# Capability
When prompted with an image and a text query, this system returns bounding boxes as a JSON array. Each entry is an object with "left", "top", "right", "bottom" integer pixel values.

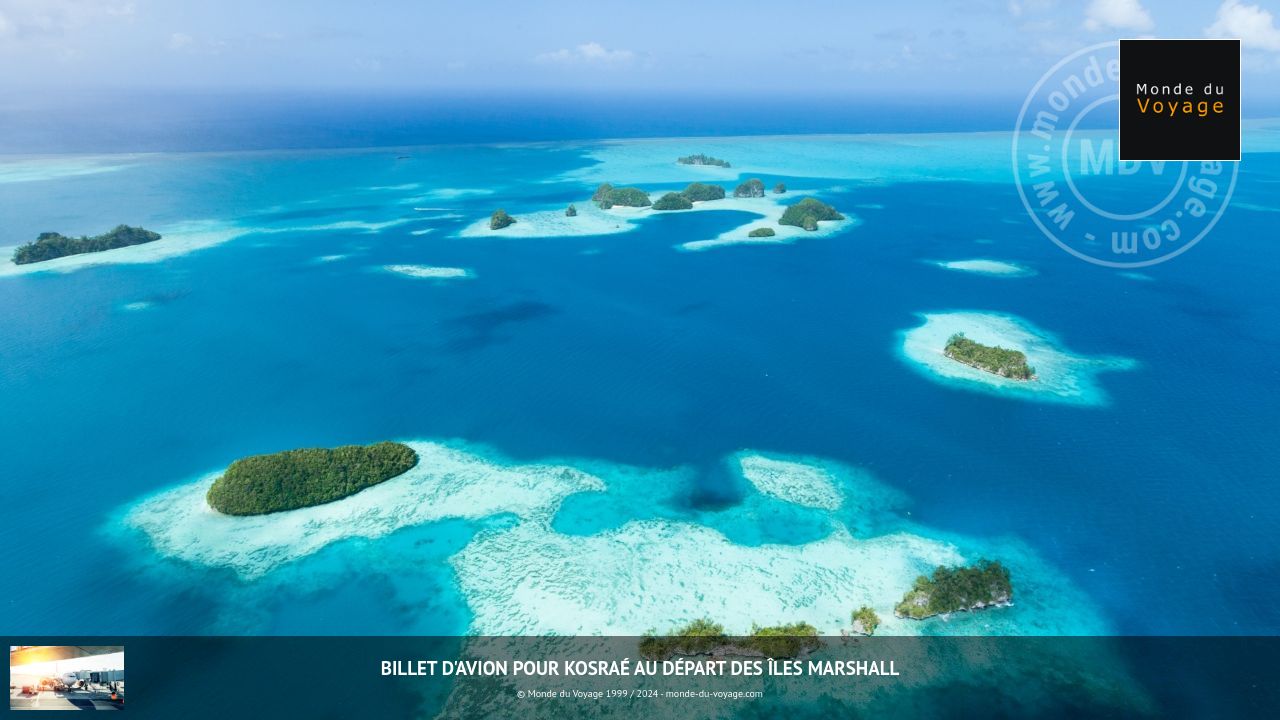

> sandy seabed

[{"left": 122, "top": 440, "right": 1109, "bottom": 637}]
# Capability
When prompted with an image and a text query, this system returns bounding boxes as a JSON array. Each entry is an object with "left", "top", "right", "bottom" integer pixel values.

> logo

[
  {"left": 1013, "top": 41, "right": 1238, "bottom": 268},
  {"left": 1119, "top": 39, "right": 1240, "bottom": 161}
]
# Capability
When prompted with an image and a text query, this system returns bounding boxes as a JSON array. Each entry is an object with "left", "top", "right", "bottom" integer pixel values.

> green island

[
  {"left": 565, "top": 204, "right": 577, "bottom": 217},
  {"left": 778, "top": 197, "right": 844, "bottom": 231},
  {"left": 944, "top": 333, "right": 1035, "bottom": 380},
  {"left": 895, "top": 560, "right": 1013, "bottom": 620},
  {"left": 13, "top": 225, "right": 161, "bottom": 265},
  {"left": 851, "top": 606, "right": 880, "bottom": 636},
  {"left": 773, "top": 182, "right": 787, "bottom": 194},
  {"left": 680, "top": 182, "right": 725, "bottom": 202},
  {"left": 591, "top": 182, "right": 724, "bottom": 212},
  {"left": 748, "top": 227, "right": 776, "bottom": 238},
  {"left": 206, "top": 441, "right": 419, "bottom": 516},
  {"left": 592, "top": 183, "right": 652, "bottom": 209},
  {"left": 489, "top": 209, "right": 515, "bottom": 230},
  {"left": 640, "top": 619, "right": 820, "bottom": 660},
  {"left": 677, "top": 153, "right": 731, "bottom": 168},
  {"left": 733, "top": 178, "right": 766, "bottom": 198},
  {"left": 652, "top": 192, "right": 694, "bottom": 211}
]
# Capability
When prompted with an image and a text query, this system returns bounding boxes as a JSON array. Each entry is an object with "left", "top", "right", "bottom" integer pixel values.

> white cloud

[
  {"left": 535, "top": 41, "right": 634, "bottom": 65},
  {"left": 1206, "top": 0, "right": 1280, "bottom": 51},
  {"left": 1083, "top": 0, "right": 1154, "bottom": 31},
  {"left": 1009, "top": 0, "right": 1057, "bottom": 18},
  {"left": 0, "top": 0, "right": 136, "bottom": 37},
  {"left": 164, "top": 30, "right": 226, "bottom": 55}
]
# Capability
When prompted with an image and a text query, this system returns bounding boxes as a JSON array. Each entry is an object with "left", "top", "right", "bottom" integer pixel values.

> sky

[
  {"left": 10, "top": 651, "right": 124, "bottom": 679},
  {"left": 1, "top": 0, "right": 1279, "bottom": 96},
  {"left": 2, "top": 1, "right": 1280, "bottom": 151}
]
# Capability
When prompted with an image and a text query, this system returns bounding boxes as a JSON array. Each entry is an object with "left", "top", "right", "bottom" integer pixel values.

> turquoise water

[{"left": 1, "top": 133, "right": 1278, "bottom": 637}]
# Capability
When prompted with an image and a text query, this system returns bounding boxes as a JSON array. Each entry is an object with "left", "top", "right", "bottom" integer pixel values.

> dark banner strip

[{"left": 7, "top": 637, "right": 1279, "bottom": 718}]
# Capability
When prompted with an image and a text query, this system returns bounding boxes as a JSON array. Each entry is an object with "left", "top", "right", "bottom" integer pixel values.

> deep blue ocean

[{"left": 1, "top": 104, "right": 1278, "bottom": 640}]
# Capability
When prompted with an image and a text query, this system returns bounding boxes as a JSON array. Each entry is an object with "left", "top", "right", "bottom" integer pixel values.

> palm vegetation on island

[
  {"left": 680, "top": 182, "right": 725, "bottom": 202},
  {"left": 677, "top": 153, "right": 731, "bottom": 168},
  {"left": 733, "top": 178, "right": 766, "bottom": 198},
  {"left": 895, "top": 560, "right": 1013, "bottom": 620},
  {"left": 640, "top": 619, "right": 820, "bottom": 660},
  {"left": 944, "top": 333, "right": 1035, "bottom": 380},
  {"left": 592, "top": 183, "right": 651, "bottom": 209},
  {"left": 778, "top": 197, "right": 844, "bottom": 231},
  {"left": 206, "top": 441, "right": 419, "bottom": 516},
  {"left": 851, "top": 606, "right": 880, "bottom": 635},
  {"left": 652, "top": 192, "right": 694, "bottom": 211},
  {"left": 489, "top": 209, "right": 515, "bottom": 230},
  {"left": 13, "top": 225, "right": 161, "bottom": 265}
]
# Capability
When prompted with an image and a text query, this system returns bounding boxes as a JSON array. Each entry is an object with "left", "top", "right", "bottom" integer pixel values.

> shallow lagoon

[{"left": 125, "top": 439, "right": 1111, "bottom": 637}]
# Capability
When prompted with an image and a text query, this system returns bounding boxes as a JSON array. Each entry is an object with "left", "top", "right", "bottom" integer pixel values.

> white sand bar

[
  {"left": 933, "top": 259, "right": 1034, "bottom": 277},
  {"left": 383, "top": 264, "right": 473, "bottom": 279},
  {"left": 899, "top": 311, "right": 1136, "bottom": 406}
]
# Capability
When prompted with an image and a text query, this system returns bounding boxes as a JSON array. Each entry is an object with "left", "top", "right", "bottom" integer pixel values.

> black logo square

[{"left": 1120, "top": 39, "right": 1240, "bottom": 161}]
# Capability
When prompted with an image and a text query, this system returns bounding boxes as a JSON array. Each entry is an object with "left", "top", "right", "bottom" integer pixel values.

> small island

[
  {"left": 895, "top": 560, "right": 1013, "bottom": 620},
  {"left": 773, "top": 182, "right": 787, "bottom": 194},
  {"left": 733, "top": 178, "right": 766, "bottom": 198},
  {"left": 748, "top": 227, "right": 776, "bottom": 238},
  {"left": 640, "top": 619, "right": 820, "bottom": 660},
  {"left": 13, "top": 225, "right": 161, "bottom": 265},
  {"left": 592, "top": 183, "right": 652, "bottom": 209},
  {"left": 778, "top": 197, "right": 844, "bottom": 231},
  {"left": 565, "top": 204, "right": 577, "bottom": 217},
  {"left": 677, "top": 153, "right": 731, "bottom": 168},
  {"left": 851, "top": 606, "right": 880, "bottom": 636},
  {"left": 489, "top": 209, "right": 515, "bottom": 230},
  {"left": 680, "top": 182, "right": 725, "bottom": 202},
  {"left": 206, "top": 441, "right": 419, "bottom": 516},
  {"left": 652, "top": 192, "right": 693, "bottom": 211},
  {"left": 944, "top": 333, "right": 1035, "bottom": 380}
]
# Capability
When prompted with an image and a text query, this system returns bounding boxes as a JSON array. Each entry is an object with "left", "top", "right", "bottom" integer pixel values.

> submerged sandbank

[
  {"left": 402, "top": 188, "right": 494, "bottom": 203},
  {"left": 383, "top": 264, "right": 473, "bottom": 279},
  {"left": 455, "top": 520, "right": 960, "bottom": 635},
  {"left": 559, "top": 133, "right": 1034, "bottom": 187},
  {"left": 0, "top": 155, "right": 141, "bottom": 184},
  {"left": 673, "top": 193, "right": 857, "bottom": 252},
  {"left": 1119, "top": 272, "right": 1155, "bottom": 282},
  {"left": 931, "top": 259, "right": 1035, "bottom": 277},
  {"left": 737, "top": 453, "right": 843, "bottom": 510},
  {"left": 452, "top": 449, "right": 1109, "bottom": 637},
  {"left": 458, "top": 203, "right": 637, "bottom": 239}
]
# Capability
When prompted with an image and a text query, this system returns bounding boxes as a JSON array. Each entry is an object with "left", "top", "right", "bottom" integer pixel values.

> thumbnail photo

[{"left": 10, "top": 646, "right": 124, "bottom": 711}]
